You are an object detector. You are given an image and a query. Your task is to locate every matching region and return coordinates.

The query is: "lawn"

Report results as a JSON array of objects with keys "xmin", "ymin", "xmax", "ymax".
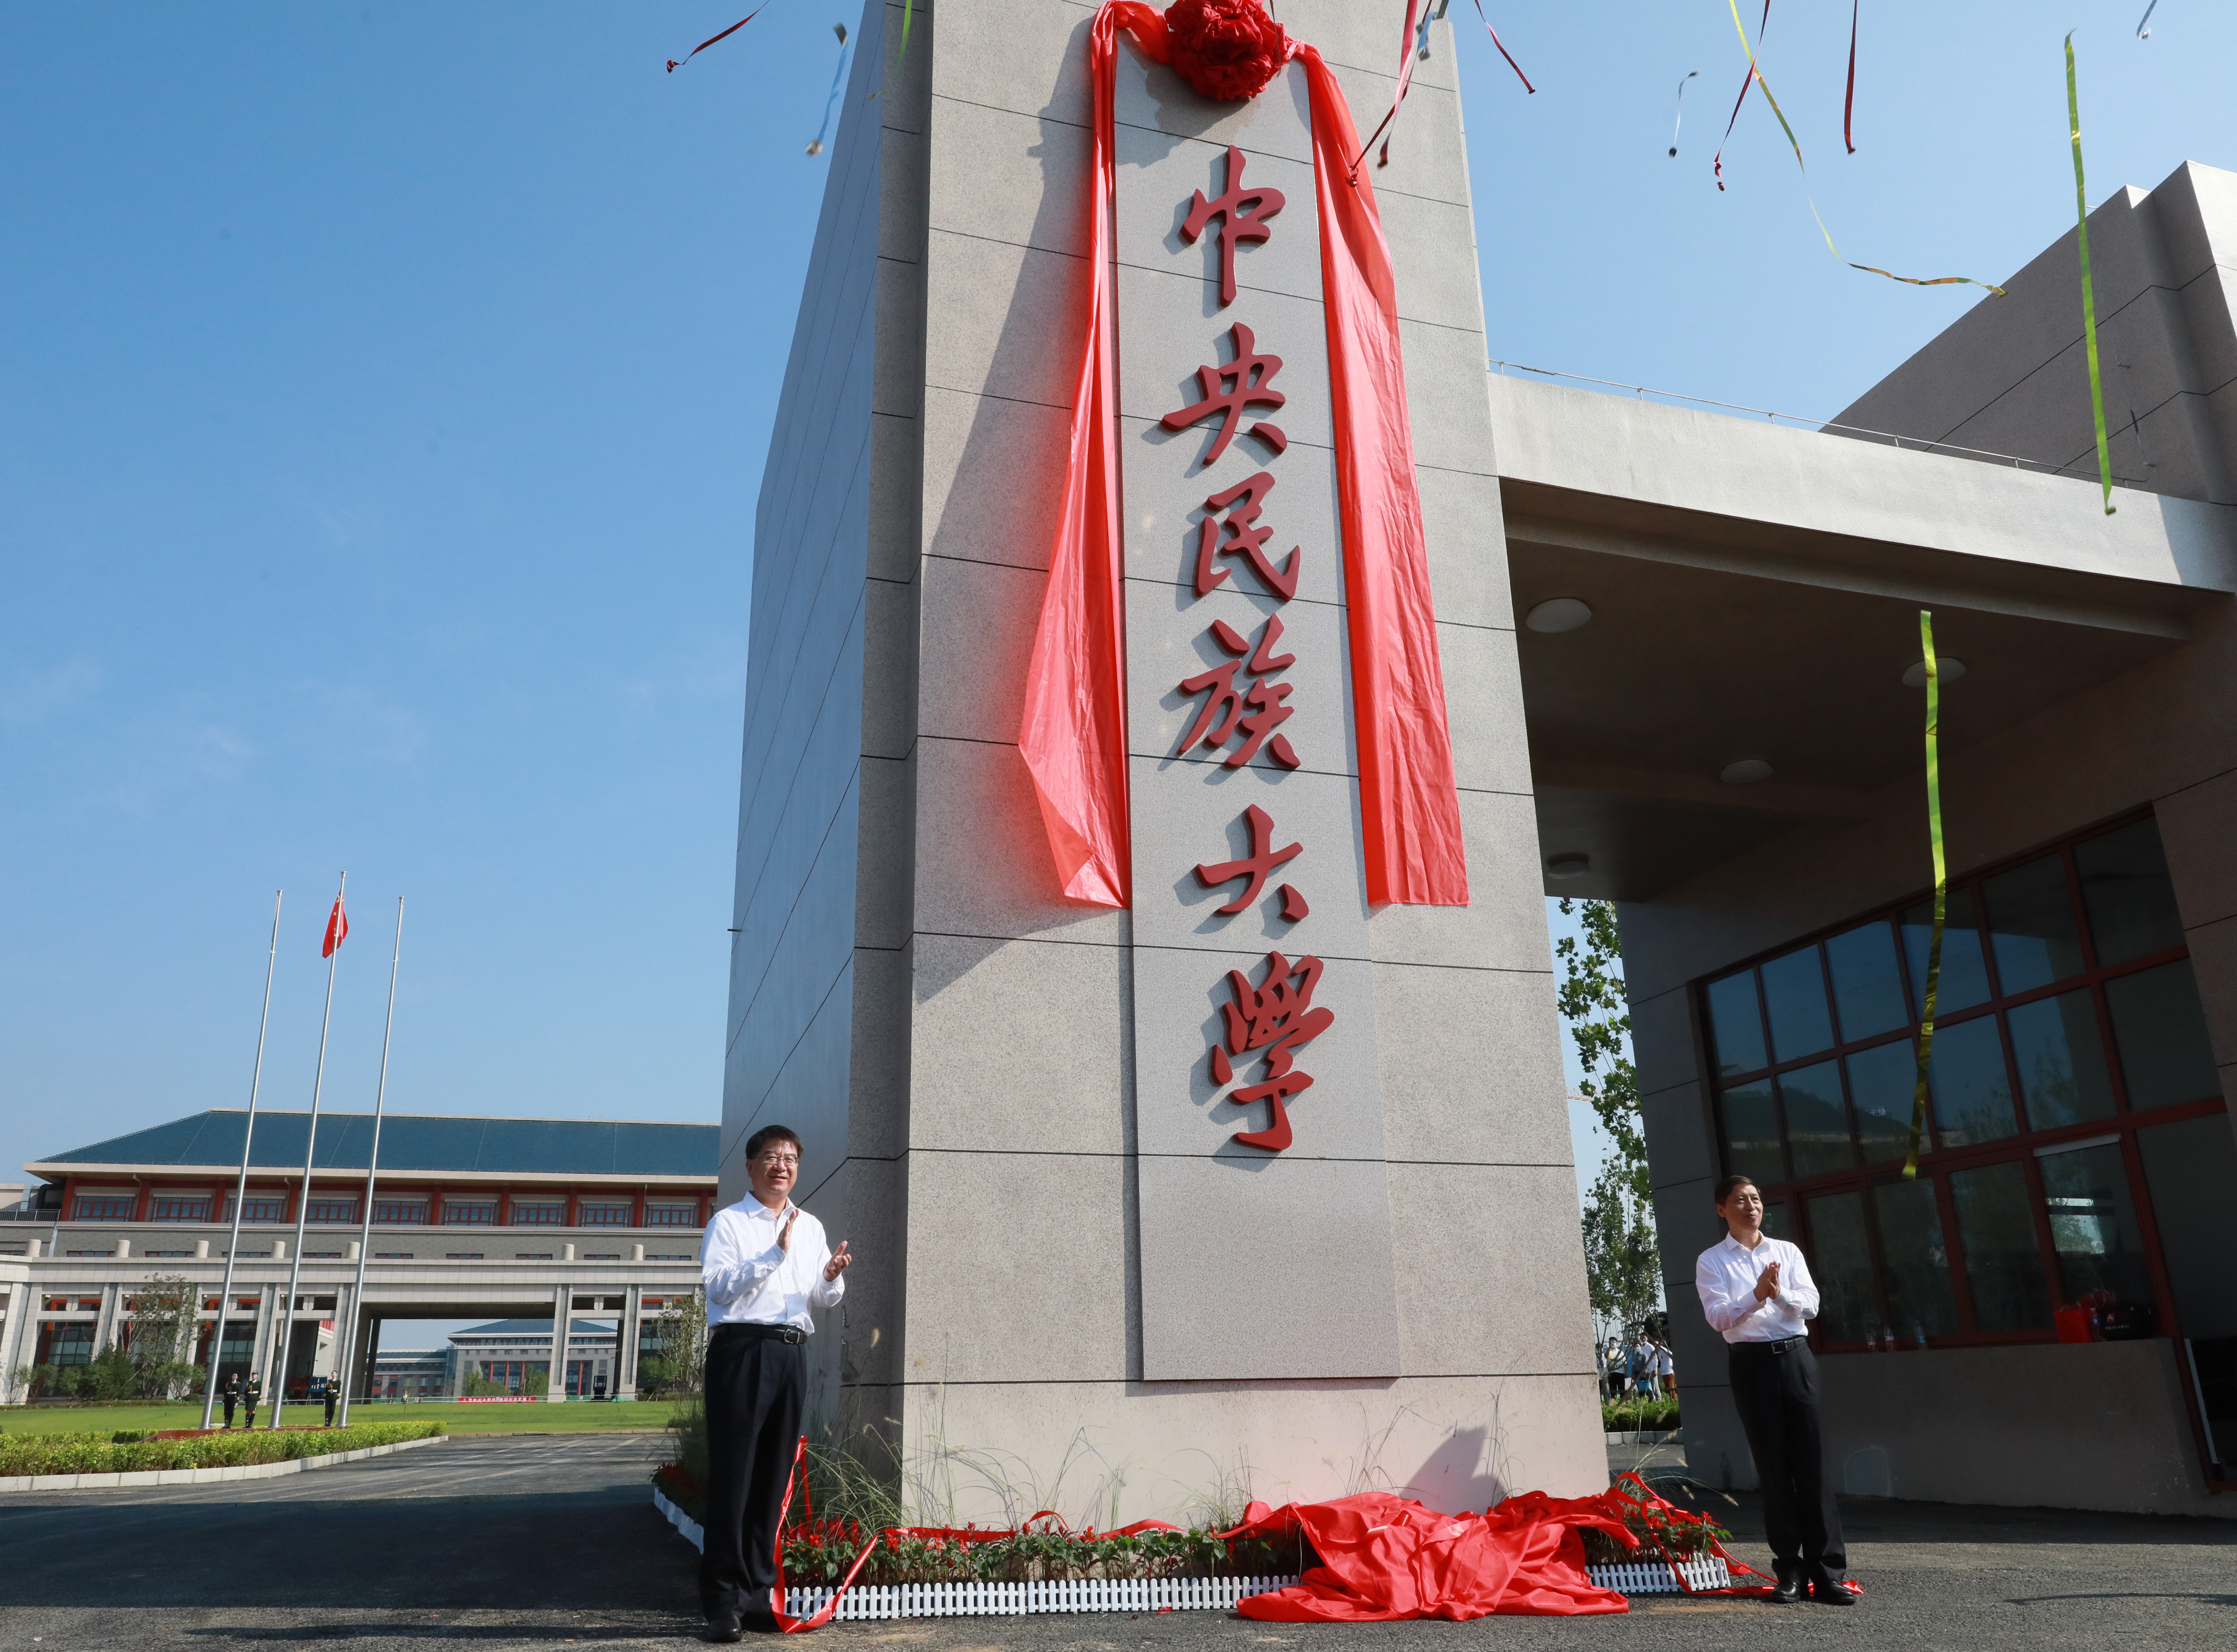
[{"xmin": 0, "ymin": 1399, "xmax": 682, "ymax": 1437}]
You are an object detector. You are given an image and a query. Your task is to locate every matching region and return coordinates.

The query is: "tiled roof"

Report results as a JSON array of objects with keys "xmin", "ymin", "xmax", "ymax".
[{"xmin": 30, "ymin": 1110, "xmax": 717, "ymax": 1179}]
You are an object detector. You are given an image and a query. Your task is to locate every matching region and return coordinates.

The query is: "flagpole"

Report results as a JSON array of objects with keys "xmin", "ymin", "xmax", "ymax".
[
  {"xmin": 199, "ymin": 890, "xmax": 283, "ymax": 1431},
  {"xmin": 336, "ymin": 896, "xmax": 403, "ymax": 1428},
  {"xmin": 270, "ymin": 871, "xmax": 345, "ymax": 1428}
]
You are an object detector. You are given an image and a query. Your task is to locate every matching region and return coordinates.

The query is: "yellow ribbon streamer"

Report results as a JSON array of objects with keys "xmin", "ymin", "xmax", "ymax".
[
  {"xmin": 1903, "ymin": 610, "xmax": 1946, "ymax": 1180},
  {"xmin": 2066, "ymin": 33, "xmax": 2117, "ymax": 516},
  {"xmin": 1723, "ymin": 0, "xmax": 2006, "ymax": 299}
]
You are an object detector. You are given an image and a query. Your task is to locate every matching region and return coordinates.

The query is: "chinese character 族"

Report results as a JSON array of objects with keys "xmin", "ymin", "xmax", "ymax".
[
  {"xmin": 1179, "ymin": 144, "xmax": 1285, "ymax": 308},
  {"xmin": 1194, "ymin": 471, "xmax": 1300, "ymax": 602},
  {"xmin": 1162, "ymin": 322, "xmax": 1288, "ymax": 465},
  {"xmin": 1208, "ymin": 949, "xmax": 1334, "ymax": 1153},
  {"xmin": 1194, "ymin": 803, "xmax": 1307, "ymax": 919},
  {"xmin": 1177, "ymin": 615, "xmax": 1301, "ymax": 770}
]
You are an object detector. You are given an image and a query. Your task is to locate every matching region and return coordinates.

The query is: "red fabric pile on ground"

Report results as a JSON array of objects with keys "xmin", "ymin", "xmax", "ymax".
[{"xmin": 1221, "ymin": 1490, "xmax": 1638, "ymax": 1620}]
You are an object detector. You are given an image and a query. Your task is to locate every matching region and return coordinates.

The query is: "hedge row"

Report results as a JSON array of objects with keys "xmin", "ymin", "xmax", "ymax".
[{"xmin": 0, "ymin": 1420, "xmax": 445, "ymax": 1476}]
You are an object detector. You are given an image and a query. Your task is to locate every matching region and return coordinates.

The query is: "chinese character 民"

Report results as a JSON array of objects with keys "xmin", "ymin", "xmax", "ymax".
[
  {"xmin": 1162, "ymin": 322, "xmax": 1287, "ymax": 465},
  {"xmin": 1207, "ymin": 949, "xmax": 1334, "ymax": 1153},
  {"xmin": 1177, "ymin": 615, "xmax": 1301, "ymax": 770},
  {"xmin": 1194, "ymin": 471, "xmax": 1300, "ymax": 601},
  {"xmin": 1179, "ymin": 144, "xmax": 1285, "ymax": 308},
  {"xmin": 1194, "ymin": 803, "xmax": 1306, "ymax": 918}
]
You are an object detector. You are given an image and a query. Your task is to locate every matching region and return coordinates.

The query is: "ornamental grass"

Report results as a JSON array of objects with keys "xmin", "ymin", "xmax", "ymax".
[{"xmin": 0, "ymin": 1420, "xmax": 443, "ymax": 1476}]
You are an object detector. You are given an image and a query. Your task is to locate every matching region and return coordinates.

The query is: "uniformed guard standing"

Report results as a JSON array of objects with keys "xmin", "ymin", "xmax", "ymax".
[{"xmin": 243, "ymin": 1370, "xmax": 263, "ymax": 1430}]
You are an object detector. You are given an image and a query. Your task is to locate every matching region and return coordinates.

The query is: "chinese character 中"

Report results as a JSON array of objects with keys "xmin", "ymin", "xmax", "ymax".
[
  {"xmin": 1194, "ymin": 803, "xmax": 1308, "ymax": 919},
  {"xmin": 1208, "ymin": 949, "xmax": 1334, "ymax": 1153},
  {"xmin": 1194, "ymin": 471, "xmax": 1300, "ymax": 601},
  {"xmin": 1161, "ymin": 322, "xmax": 1288, "ymax": 466},
  {"xmin": 1177, "ymin": 615, "xmax": 1301, "ymax": 770},
  {"xmin": 1179, "ymin": 144, "xmax": 1285, "ymax": 308}
]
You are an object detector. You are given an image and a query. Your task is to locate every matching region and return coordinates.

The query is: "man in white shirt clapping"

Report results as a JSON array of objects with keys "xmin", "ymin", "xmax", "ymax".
[
  {"xmin": 697, "ymin": 1125, "xmax": 854, "ymax": 1640},
  {"xmin": 1694, "ymin": 1174, "xmax": 1854, "ymax": 1606}
]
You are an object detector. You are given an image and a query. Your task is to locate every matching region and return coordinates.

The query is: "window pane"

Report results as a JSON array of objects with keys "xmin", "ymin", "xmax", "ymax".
[
  {"xmin": 2105, "ymin": 960, "xmax": 2222, "ymax": 1110},
  {"xmin": 1804, "ymin": 1191, "xmax": 1877, "ymax": 1341},
  {"xmin": 1927, "ymin": 1014, "xmax": 2020, "ymax": 1145},
  {"xmin": 2134, "ymin": 1116, "xmax": 2237, "ymax": 1341},
  {"xmin": 2038, "ymin": 1142, "xmax": 2154, "ymax": 1310},
  {"xmin": 1825, "ymin": 921, "xmax": 1908, "ymax": 1042},
  {"xmin": 1761, "ymin": 1202, "xmax": 1790, "ymax": 1242},
  {"xmin": 1706, "ymin": 973, "xmax": 1768, "ymax": 1078},
  {"xmin": 1846, "ymin": 1039, "xmax": 1920, "ymax": 1165},
  {"xmin": 1950, "ymin": 1162, "xmax": 2053, "ymax": 1331},
  {"xmin": 1984, "ymin": 855, "xmax": 2086, "ymax": 994},
  {"xmin": 2005, "ymin": 989, "xmax": 2117, "ymax": 1130},
  {"xmin": 1903, "ymin": 887, "xmax": 1992, "ymax": 1016},
  {"xmin": 1719, "ymin": 1082, "xmax": 1785, "ymax": 1187},
  {"xmin": 2075, "ymin": 817, "xmax": 2184, "ymax": 966},
  {"xmin": 1780, "ymin": 1060, "xmax": 1855, "ymax": 1178},
  {"xmin": 1760, "ymin": 947, "xmax": 1835, "ymax": 1063},
  {"xmin": 1871, "ymin": 1178, "xmax": 1960, "ymax": 1340}
]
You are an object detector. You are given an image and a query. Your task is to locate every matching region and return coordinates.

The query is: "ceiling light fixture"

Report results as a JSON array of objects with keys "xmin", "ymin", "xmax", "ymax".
[
  {"xmin": 1719, "ymin": 758, "xmax": 1774, "ymax": 785},
  {"xmin": 1524, "ymin": 598, "xmax": 1593, "ymax": 634},
  {"xmin": 1901, "ymin": 657, "xmax": 1968, "ymax": 688},
  {"xmin": 1545, "ymin": 852, "xmax": 1591, "ymax": 879}
]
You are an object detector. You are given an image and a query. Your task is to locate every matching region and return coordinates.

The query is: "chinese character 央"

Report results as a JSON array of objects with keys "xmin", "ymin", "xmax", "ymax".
[
  {"xmin": 1177, "ymin": 615, "xmax": 1301, "ymax": 770},
  {"xmin": 1194, "ymin": 471, "xmax": 1300, "ymax": 601},
  {"xmin": 1179, "ymin": 144, "xmax": 1285, "ymax": 308},
  {"xmin": 1161, "ymin": 322, "xmax": 1288, "ymax": 465},
  {"xmin": 1208, "ymin": 949, "xmax": 1334, "ymax": 1153}
]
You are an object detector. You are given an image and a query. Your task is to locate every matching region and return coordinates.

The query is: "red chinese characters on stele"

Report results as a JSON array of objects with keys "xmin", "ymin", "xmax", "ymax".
[{"xmin": 1162, "ymin": 144, "xmax": 1333, "ymax": 1155}]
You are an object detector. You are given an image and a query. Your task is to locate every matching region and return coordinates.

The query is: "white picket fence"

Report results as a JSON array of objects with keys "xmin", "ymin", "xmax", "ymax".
[
  {"xmin": 782, "ymin": 1575, "xmax": 1298, "ymax": 1621},
  {"xmin": 1586, "ymin": 1556, "xmax": 1732, "ymax": 1594}
]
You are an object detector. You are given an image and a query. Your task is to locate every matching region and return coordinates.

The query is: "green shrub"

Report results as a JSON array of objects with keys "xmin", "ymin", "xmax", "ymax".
[
  {"xmin": 1600, "ymin": 1396, "xmax": 1680, "ymax": 1433},
  {"xmin": 0, "ymin": 1420, "xmax": 444, "ymax": 1477}
]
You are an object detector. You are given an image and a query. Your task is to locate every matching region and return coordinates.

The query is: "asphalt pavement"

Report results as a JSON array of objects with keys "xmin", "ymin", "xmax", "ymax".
[{"xmin": 1, "ymin": 1434, "xmax": 2231, "ymax": 1652}]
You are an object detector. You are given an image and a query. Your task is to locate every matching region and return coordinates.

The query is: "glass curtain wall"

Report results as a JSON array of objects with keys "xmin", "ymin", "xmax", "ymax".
[{"xmin": 1700, "ymin": 813, "xmax": 2226, "ymax": 1355}]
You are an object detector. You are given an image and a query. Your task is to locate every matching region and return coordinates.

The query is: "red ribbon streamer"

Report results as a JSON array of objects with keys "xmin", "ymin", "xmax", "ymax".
[
  {"xmin": 1470, "ymin": 0, "xmax": 1537, "ymax": 93},
  {"xmin": 667, "ymin": 4, "xmax": 769, "ymax": 72},
  {"xmin": 1844, "ymin": 0, "xmax": 1860, "ymax": 153},
  {"xmin": 1020, "ymin": 2, "xmax": 1468, "ymax": 911},
  {"xmin": 1711, "ymin": 0, "xmax": 1772, "ymax": 190}
]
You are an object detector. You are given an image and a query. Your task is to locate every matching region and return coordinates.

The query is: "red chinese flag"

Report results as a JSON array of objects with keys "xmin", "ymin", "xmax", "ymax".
[{"xmin": 322, "ymin": 893, "xmax": 349, "ymax": 958}]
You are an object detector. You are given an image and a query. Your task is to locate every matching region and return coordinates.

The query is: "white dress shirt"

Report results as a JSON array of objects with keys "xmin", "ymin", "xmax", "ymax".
[
  {"xmin": 701, "ymin": 1196, "xmax": 845, "ymax": 1330},
  {"xmin": 1695, "ymin": 1232, "xmax": 1819, "ymax": 1343}
]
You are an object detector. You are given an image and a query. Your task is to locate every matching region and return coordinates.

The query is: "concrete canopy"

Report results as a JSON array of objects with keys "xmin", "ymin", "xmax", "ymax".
[{"xmin": 1494, "ymin": 378, "xmax": 2237, "ymax": 901}]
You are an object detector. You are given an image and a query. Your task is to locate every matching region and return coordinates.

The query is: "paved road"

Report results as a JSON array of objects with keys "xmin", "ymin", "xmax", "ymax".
[{"xmin": 1, "ymin": 1435, "xmax": 2230, "ymax": 1650}]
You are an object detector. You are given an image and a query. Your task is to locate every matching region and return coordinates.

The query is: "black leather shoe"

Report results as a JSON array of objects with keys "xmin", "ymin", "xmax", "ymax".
[
  {"xmin": 1768, "ymin": 1577, "xmax": 1805, "ymax": 1604},
  {"xmin": 1809, "ymin": 1579, "xmax": 1858, "ymax": 1606},
  {"xmin": 702, "ymin": 1616, "xmax": 744, "ymax": 1643}
]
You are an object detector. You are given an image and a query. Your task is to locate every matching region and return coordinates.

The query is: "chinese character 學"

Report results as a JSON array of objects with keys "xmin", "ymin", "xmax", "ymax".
[
  {"xmin": 1194, "ymin": 471, "xmax": 1300, "ymax": 601},
  {"xmin": 1179, "ymin": 144, "xmax": 1285, "ymax": 308},
  {"xmin": 1177, "ymin": 615, "xmax": 1300, "ymax": 770},
  {"xmin": 1194, "ymin": 803, "xmax": 1307, "ymax": 919},
  {"xmin": 1161, "ymin": 322, "xmax": 1287, "ymax": 465},
  {"xmin": 1208, "ymin": 949, "xmax": 1334, "ymax": 1153}
]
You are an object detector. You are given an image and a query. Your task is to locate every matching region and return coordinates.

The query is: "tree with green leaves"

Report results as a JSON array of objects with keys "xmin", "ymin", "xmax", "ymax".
[
  {"xmin": 123, "ymin": 1275, "xmax": 204, "ymax": 1400},
  {"xmin": 638, "ymin": 1289, "xmax": 707, "ymax": 1398},
  {"xmin": 1554, "ymin": 898, "xmax": 1664, "ymax": 1339}
]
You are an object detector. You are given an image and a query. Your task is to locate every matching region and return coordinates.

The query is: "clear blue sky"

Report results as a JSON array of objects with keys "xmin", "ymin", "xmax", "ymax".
[{"xmin": 6, "ymin": 3, "xmax": 2233, "ymax": 1222}]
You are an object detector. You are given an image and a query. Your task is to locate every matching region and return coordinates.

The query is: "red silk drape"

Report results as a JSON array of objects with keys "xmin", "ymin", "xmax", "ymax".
[{"xmin": 1019, "ymin": 3, "xmax": 1467, "ymax": 910}]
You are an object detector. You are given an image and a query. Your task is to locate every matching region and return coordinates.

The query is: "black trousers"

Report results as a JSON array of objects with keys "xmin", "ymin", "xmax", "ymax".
[
  {"xmin": 699, "ymin": 1328, "xmax": 806, "ymax": 1621},
  {"xmin": 222, "ymin": 1398, "xmax": 236, "ymax": 1427},
  {"xmin": 1729, "ymin": 1340, "xmax": 1844, "ymax": 1584}
]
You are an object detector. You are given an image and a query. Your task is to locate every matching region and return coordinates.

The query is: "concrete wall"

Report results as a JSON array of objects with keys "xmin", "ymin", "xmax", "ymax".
[
  {"xmin": 1508, "ymin": 270, "xmax": 2237, "ymax": 1512},
  {"xmin": 719, "ymin": 0, "xmax": 1599, "ymax": 1520},
  {"xmin": 1832, "ymin": 161, "xmax": 2237, "ymax": 507}
]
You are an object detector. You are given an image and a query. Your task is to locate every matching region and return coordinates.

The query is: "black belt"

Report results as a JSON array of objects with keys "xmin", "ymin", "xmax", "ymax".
[
  {"xmin": 713, "ymin": 1321, "xmax": 807, "ymax": 1344},
  {"xmin": 1731, "ymin": 1336, "xmax": 1805, "ymax": 1355}
]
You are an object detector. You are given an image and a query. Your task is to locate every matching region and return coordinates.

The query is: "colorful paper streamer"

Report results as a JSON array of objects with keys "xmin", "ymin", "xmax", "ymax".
[
  {"xmin": 806, "ymin": 23, "xmax": 850, "ymax": 156},
  {"xmin": 1721, "ymin": 1, "xmax": 2007, "ymax": 299},
  {"xmin": 665, "ymin": 3, "xmax": 770, "ymax": 72},
  {"xmin": 1902, "ymin": 610, "xmax": 1946, "ymax": 1181},
  {"xmin": 2137, "ymin": 1, "xmax": 2159, "ymax": 39},
  {"xmin": 1670, "ymin": 69, "xmax": 1698, "ymax": 157},
  {"xmin": 2066, "ymin": 32, "xmax": 2118, "ymax": 515},
  {"xmin": 1843, "ymin": 0, "xmax": 1859, "ymax": 153}
]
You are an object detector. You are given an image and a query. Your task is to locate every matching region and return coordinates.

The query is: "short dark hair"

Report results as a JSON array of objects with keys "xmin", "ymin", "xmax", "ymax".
[
  {"xmin": 1713, "ymin": 1174, "xmax": 1759, "ymax": 1205},
  {"xmin": 744, "ymin": 1125, "xmax": 803, "ymax": 1163}
]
